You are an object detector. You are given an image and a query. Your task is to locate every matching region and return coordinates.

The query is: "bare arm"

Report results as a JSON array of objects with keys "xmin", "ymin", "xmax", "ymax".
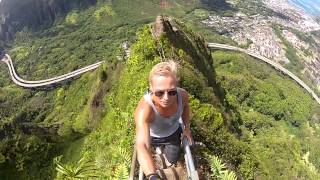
[{"xmin": 135, "ymin": 98, "xmax": 156, "ymax": 176}]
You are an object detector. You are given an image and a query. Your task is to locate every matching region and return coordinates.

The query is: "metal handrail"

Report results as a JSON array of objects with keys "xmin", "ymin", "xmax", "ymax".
[
  {"xmin": 128, "ymin": 144, "xmax": 145, "ymax": 180},
  {"xmin": 129, "ymin": 145, "xmax": 137, "ymax": 180},
  {"xmin": 129, "ymin": 124, "xmax": 199, "ymax": 180},
  {"xmin": 181, "ymin": 123, "xmax": 199, "ymax": 180}
]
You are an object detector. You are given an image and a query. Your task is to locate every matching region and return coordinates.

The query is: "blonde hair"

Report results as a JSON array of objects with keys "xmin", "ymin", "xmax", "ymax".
[{"xmin": 149, "ymin": 60, "xmax": 178, "ymax": 84}]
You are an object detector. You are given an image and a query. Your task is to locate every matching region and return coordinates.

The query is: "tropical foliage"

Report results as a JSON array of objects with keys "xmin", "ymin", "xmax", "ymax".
[
  {"xmin": 1, "ymin": 0, "xmax": 320, "ymax": 180},
  {"xmin": 207, "ymin": 154, "xmax": 237, "ymax": 180},
  {"xmin": 54, "ymin": 154, "xmax": 98, "ymax": 180}
]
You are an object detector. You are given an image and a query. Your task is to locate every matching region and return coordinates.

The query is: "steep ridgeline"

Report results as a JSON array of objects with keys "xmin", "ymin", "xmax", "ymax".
[
  {"xmin": 61, "ymin": 16, "xmax": 242, "ymax": 179},
  {"xmin": 151, "ymin": 16, "xmax": 224, "ymax": 105},
  {"xmin": 1, "ymin": 2, "xmax": 319, "ymax": 177},
  {"xmin": 0, "ymin": 0, "xmax": 96, "ymax": 46}
]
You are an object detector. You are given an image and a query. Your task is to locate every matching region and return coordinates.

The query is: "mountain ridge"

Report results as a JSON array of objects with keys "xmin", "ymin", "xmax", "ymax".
[
  {"xmin": 1, "ymin": 1, "xmax": 320, "ymax": 179},
  {"xmin": 0, "ymin": 0, "xmax": 97, "ymax": 47}
]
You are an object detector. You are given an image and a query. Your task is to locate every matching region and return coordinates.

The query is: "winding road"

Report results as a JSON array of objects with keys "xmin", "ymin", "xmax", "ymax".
[
  {"xmin": 207, "ymin": 42, "xmax": 320, "ymax": 105},
  {"xmin": 1, "ymin": 42, "xmax": 319, "ymax": 105},
  {"xmin": 0, "ymin": 54, "xmax": 103, "ymax": 88}
]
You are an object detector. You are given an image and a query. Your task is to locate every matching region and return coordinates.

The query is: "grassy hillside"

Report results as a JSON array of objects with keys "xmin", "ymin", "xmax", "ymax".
[
  {"xmin": 1, "ymin": 0, "xmax": 320, "ymax": 179},
  {"xmin": 213, "ymin": 50, "xmax": 320, "ymax": 179},
  {"xmin": 0, "ymin": 0, "xmax": 233, "ymax": 179}
]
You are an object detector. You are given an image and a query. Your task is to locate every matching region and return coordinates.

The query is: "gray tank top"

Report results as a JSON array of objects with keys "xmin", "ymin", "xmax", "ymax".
[{"xmin": 144, "ymin": 87, "xmax": 183, "ymax": 138}]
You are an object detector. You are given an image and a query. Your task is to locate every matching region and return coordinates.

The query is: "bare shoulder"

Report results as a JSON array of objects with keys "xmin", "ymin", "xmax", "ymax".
[
  {"xmin": 178, "ymin": 88, "xmax": 189, "ymax": 105},
  {"xmin": 134, "ymin": 97, "xmax": 154, "ymax": 124}
]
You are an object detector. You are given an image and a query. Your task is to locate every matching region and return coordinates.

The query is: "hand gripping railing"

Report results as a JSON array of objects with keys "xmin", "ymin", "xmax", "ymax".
[
  {"xmin": 128, "ymin": 145, "xmax": 145, "ymax": 180},
  {"xmin": 129, "ymin": 124, "xmax": 199, "ymax": 180}
]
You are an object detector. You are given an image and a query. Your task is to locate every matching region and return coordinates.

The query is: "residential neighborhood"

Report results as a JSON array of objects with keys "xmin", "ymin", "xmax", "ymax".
[{"xmin": 202, "ymin": 0, "xmax": 320, "ymax": 90}]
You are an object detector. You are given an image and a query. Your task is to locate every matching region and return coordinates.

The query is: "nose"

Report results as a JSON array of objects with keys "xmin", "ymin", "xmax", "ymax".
[{"xmin": 163, "ymin": 92, "xmax": 169, "ymax": 100}]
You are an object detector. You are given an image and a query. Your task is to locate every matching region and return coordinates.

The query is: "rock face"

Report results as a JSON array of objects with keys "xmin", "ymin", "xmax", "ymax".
[
  {"xmin": 0, "ymin": 0, "xmax": 96, "ymax": 43},
  {"xmin": 153, "ymin": 16, "xmax": 218, "ymax": 90},
  {"xmin": 151, "ymin": 16, "xmax": 225, "ymax": 105}
]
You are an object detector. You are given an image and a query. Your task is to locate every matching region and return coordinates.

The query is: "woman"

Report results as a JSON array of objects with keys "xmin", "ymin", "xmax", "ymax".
[{"xmin": 134, "ymin": 60, "xmax": 193, "ymax": 180}]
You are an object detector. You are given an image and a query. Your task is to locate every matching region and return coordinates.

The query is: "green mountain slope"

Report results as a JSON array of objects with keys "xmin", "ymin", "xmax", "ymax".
[
  {"xmin": 0, "ymin": 0, "xmax": 320, "ymax": 179},
  {"xmin": 213, "ymin": 50, "xmax": 320, "ymax": 179}
]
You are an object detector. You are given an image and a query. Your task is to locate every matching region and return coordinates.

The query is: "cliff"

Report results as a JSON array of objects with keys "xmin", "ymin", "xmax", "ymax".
[{"xmin": 0, "ymin": 0, "xmax": 96, "ymax": 44}]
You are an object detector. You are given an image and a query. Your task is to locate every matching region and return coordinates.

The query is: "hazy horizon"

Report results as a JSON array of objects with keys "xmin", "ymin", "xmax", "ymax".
[{"xmin": 289, "ymin": 0, "xmax": 320, "ymax": 16}]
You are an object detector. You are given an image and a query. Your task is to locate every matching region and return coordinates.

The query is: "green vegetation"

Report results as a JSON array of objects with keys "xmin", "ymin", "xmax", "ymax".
[
  {"xmin": 207, "ymin": 154, "xmax": 237, "ymax": 180},
  {"xmin": 0, "ymin": 0, "xmax": 215, "ymax": 178},
  {"xmin": 272, "ymin": 25, "xmax": 320, "ymax": 97},
  {"xmin": 272, "ymin": 24, "xmax": 303, "ymax": 72},
  {"xmin": 213, "ymin": 50, "xmax": 320, "ymax": 179},
  {"xmin": 235, "ymin": 0, "xmax": 270, "ymax": 16},
  {"xmin": 54, "ymin": 153, "xmax": 98, "ymax": 179},
  {"xmin": 290, "ymin": 28, "xmax": 316, "ymax": 46},
  {"xmin": 239, "ymin": 39, "xmax": 253, "ymax": 49},
  {"xmin": 181, "ymin": 7, "xmax": 237, "ymax": 45},
  {"xmin": 1, "ymin": 0, "xmax": 320, "ymax": 179},
  {"xmin": 0, "ymin": 0, "xmax": 163, "ymax": 178}
]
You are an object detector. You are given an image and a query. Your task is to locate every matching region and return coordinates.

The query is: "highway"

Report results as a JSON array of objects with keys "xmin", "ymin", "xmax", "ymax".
[
  {"xmin": 0, "ymin": 54, "xmax": 103, "ymax": 88},
  {"xmin": 207, "ymin": 42, "xmax": 320, "ymax": 105},
  {"xmin": 1, "ymin": 42, "xmax": 319, "ymax": 105}
]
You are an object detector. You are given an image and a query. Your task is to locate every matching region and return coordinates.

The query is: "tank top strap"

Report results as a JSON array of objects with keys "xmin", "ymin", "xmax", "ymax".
[
  {"xmin": 143, "ymin": 93, "xmax": 159, "ymax": 114},
  {"xmin": 177, "ymin": 87, "xmax": 184, "ymax": 117}
]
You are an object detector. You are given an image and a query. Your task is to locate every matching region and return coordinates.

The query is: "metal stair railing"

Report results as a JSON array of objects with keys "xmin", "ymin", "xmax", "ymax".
[
  {"xmin": 129, "ymin": 128, "xmax": 199, "ymax": 179},
  {"xmin": 129, "ymin": 145, "xmax": 137, "ymax": 180},
  {"xmin": 180, "ymin": 121, "xmax": 199, "ymax": 180}
]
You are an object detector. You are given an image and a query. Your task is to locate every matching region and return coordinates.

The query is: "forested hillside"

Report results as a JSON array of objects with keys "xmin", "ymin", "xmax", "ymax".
[
  {"xmin": 0, "ymin": 0, "xmax": 97, "ymax": 46},
  {"xmin": 1, "ymin": 0, "xmax": 320, "ymax": 179}
]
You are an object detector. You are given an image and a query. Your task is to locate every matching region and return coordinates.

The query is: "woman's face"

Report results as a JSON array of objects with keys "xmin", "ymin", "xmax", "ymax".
[{"xmin": 150, "ymin": 75, "xmax": 177, "ymax": 108}]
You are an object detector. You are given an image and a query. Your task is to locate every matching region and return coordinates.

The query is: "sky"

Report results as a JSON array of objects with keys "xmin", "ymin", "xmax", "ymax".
[{"xmin": 289, "ymin": 0, "xmax": 320, "ymax": 16}]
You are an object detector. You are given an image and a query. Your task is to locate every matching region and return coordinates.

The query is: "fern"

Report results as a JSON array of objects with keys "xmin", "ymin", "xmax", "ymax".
[
  {"xmin": 54, "ymin": 154, "xmax": 98, "ymax": 179},
  {"xmin": 96, "ymin": 151, "xmax": 112, "ymax": 169},
  {"xmin": 207, "ymin": 154, "xmax": 237, "ymax": 180},
  {"xmin": 209, "ymin": 155, "xmax": 226, "ymax": 177},
  {"xmin": 220, "ymin": 172, "xmax": 237, "ymax": 180},
  {"xmin": 114, "ymin": 163, "xmax": 129, "ymax": 180},
  {"xmin": 117, "ymin": 146, "xmax": 131, "ymax": 167}
]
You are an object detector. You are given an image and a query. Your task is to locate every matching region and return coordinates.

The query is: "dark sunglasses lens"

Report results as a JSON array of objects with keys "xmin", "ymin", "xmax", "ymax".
[
  {"xmin": 154, "ymin": 91, "xmax": 165, "ymax": 97},
  {"xmin": 168, "ymin": 90, "xmax": 177, "ymax": 96},
  {"xmin": 154, "ymin": 90, "xmax": 177, "ymax": 97}
]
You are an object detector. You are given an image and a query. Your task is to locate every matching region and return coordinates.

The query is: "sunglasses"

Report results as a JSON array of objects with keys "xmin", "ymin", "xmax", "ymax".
[{"xmin": 153, "ymin": 89, "xmax": 177, "ymax": 97}]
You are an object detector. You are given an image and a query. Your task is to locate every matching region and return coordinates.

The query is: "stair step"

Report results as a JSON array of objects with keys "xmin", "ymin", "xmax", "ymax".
[
  {"xmin": 159, "ymin": 167, "xmax": 187, "ymax": 180},
  {"xmin": 153, "ymin": 153, "xmax": 187, "ymax": 180}
]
